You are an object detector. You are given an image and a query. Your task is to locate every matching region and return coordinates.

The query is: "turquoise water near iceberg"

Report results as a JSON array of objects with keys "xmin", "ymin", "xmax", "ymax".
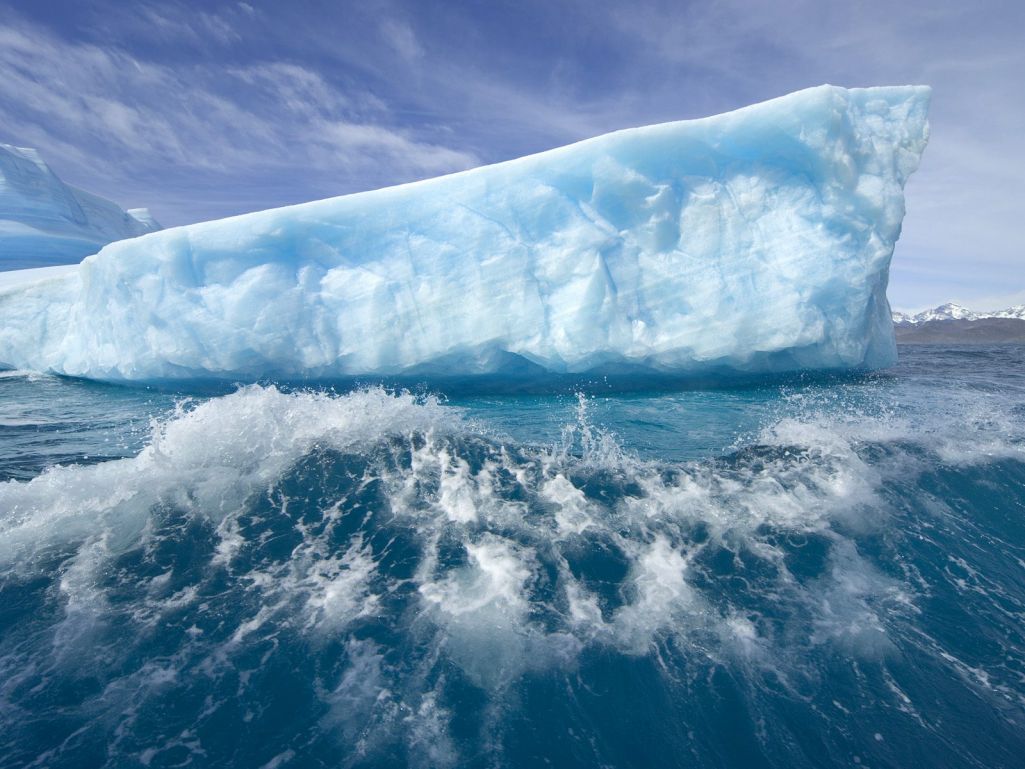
[{"xmin": 1, "ymin": 346, "xmax": 1024, "ymax": 768}]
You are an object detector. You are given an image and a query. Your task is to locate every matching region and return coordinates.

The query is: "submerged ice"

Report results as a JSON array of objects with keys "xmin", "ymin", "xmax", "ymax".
[{"xmin": 0, "ymin": 85, "xmax": 929, "ymax": 381}]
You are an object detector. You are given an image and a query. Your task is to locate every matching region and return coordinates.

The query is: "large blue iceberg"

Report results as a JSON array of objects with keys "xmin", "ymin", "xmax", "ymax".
[
  {"xmin": 0, "ymin": 85, "xmax": 929, "ymax": 382},
  {"xmin": 0, "ymin": 144, "xmax": 160, "ymax": 270}
]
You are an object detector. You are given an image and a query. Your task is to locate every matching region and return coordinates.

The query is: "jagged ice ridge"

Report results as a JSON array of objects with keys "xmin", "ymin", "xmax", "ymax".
[{"xmin": 0, "ymin": 85, "xmax": 929, "ymax": 381}]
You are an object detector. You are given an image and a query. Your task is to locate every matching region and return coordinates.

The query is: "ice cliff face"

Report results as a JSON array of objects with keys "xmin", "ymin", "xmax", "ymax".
[
  {"xmin": 0, "ymin": 144, "xmax": 160, "ymax": 270},
  {"xmin": 0, "ymin": 85, "xmax": 929, "ymax": 382}
]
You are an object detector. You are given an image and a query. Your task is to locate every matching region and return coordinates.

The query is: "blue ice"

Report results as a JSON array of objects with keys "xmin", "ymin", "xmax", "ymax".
[{"xmin": 0, "ymin": 85, "xmax": 929, "ymax": 381}]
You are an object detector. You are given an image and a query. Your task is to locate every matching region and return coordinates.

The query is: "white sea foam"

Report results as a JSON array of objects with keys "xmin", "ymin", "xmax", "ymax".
[
  {"xmin": 0, "ymin": 385, "xmax": 453, "ymax": 563},
  {"xmin": 1, "ymin": 384, "xmax": 1015, "ymax": 640},
  {"xmin": 1, "ymin": 381, "xmax": 1022, "ymax": 766}
]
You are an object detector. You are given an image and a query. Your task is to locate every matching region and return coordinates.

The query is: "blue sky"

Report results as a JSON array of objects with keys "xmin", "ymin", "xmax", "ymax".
[{"xmin": 0, "ymin": 0, "xmax": 1021, "ymax": 310}]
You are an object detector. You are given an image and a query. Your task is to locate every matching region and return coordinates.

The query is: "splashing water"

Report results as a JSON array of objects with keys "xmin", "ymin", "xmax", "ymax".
[{"xmin": 1, "ymin": 346, "xmax": 1024, "ymax": 768}]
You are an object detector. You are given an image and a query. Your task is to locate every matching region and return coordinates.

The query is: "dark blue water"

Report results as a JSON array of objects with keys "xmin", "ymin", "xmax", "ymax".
[{"xmin": 1, "ymin": 346, "xmax": 1024, "ymax": 768}]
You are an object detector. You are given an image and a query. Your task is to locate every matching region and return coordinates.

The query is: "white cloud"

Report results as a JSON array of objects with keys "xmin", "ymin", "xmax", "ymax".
[
  {"xmin": 318, "ymin": 120, "xmax": 477, "ymax": 174},
  {"xmin": 0, "ymin": 13, "xmax": 479, "ymax": 222},
  {"xmin": 380, "ymin": 19, "xmax": 424, "ymax": 61}
]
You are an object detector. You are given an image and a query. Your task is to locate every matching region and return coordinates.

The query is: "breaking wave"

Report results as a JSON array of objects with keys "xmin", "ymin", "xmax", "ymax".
[{"xmin": 1, "ymin": 384, "xmax": 1024, "ymax": 768}]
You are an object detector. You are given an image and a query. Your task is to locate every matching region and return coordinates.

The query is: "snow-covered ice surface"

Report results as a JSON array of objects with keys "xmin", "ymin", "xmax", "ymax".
[
  {"xmin": 0, "ymin": 264, "xmax": 77, "ymax": 290},
  {"xmin": 0, "ymin": 85, "xmax": 929, "ymax": 383},
  {"xmin": 0, "ymin": 143, "xmax": 161, "ymax": 270}
]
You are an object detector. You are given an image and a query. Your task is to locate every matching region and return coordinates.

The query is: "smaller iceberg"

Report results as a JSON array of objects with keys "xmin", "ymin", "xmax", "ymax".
[
  {"xmin": 0, "ymin": 144, "xmax": 161, "ymax": 270},
  {"xmin": 0, "ymin": 85, "xmax": 929, "ymax": 383}
]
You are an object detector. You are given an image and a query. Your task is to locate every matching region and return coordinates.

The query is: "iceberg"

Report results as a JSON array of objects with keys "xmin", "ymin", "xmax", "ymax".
[
  {"xmin": 0, "ymin": 85, "xmax": 929, "ymax": 382},
  {"xmin": 0, "ymin": 143, "xmax": 160, "ymax": 270}
]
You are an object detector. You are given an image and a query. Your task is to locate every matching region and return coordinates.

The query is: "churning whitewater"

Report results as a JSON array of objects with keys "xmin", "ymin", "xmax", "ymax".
[{"xmin": 1, "ymin": 346, "xmax": 1024, "ymax": 768}]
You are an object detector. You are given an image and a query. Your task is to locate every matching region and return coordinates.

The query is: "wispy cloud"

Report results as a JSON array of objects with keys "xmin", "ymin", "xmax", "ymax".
[
  {"xmin": 0, "ymin": 7, "xmax": 479, "ymax": 223},
  {"xmin": 380, "ymin": 18, "xmax": 424, "ymax": 62}
]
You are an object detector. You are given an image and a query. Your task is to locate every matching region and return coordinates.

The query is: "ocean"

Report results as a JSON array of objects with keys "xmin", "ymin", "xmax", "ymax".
[{"xmin": 1, "ymin": 345, "xmax": 1023, "ymax": 768}]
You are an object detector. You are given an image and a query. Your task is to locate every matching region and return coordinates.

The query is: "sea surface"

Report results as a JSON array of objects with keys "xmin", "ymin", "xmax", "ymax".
[{"xmin": 1, "ymin": 346, "xmax": 1024, "ymax": 768}]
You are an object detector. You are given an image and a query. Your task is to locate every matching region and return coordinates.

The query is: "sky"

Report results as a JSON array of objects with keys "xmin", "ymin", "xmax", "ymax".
[{"xmin": 0, "ymin": 0, "xmax": 1021, "ymax": 311}]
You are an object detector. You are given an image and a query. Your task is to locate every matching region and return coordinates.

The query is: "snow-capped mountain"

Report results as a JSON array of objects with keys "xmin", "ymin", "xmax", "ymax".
[
  {"xmin": 892, "ymin": 302, "xmax": 1025, "ymax": 344},
  {"xmin": 893, "ymin": 303, "xmax": 1025, "ymax": 325}
]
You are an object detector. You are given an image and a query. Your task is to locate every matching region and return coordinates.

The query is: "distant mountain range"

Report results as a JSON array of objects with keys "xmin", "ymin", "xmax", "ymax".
[{"xmin": 892, "ymin": 303, "xmax": 1025, "ymax": 344}]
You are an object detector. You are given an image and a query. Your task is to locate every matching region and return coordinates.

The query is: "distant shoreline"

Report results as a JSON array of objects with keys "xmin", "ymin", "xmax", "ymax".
[{"xmin": 895, "ymin": 317, "xmax": 1025, "ymax": 344}]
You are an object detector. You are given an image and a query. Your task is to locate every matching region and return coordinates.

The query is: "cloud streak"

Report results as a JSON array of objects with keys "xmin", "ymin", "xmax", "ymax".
[{"xmin": 0, "ymin": 6, "xmax": 479, "ymax": 224}]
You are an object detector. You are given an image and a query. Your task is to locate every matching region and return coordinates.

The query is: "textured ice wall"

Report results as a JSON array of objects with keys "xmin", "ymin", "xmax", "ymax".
[
  {"xmin": 0, "ymin": 143, "xmax": 161, "ymax": 270},
  {"xmin": 0, "ymin": 85, "xmax": 929, "ymax": 381}
]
